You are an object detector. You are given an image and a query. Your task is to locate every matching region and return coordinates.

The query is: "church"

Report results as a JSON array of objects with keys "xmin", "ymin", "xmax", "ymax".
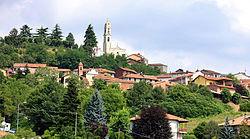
[{"xmin": 102, "ymin": 21, "xmax": 126, "ymax": 56}]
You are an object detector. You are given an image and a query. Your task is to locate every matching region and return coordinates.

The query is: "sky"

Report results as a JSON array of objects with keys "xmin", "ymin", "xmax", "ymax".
[{"xmin": 1, "ymin": 0, "xmax": 250, "ymax": 74}]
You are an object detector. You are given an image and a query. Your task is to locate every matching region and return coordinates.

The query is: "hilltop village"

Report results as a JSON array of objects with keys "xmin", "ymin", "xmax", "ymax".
[{"xmin": 0, "ymin": 21, "xmax": 249, "ymax": 138}]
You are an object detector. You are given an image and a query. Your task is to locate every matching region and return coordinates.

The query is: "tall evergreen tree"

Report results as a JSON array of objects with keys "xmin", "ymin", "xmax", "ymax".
[
  {"xmin": 20, "ymin": 24, "xmax": 33, "ymax": 37},
  {"xmin": 65, "ymin": 32, "xmax": 75, "ymax": 48},
  {"xmin": 61, "ymin": 74, "xmax": 80, "ymax": 127},
  {"xmin": 36, "ymin": 26, "xmax": 49, "ymax": 38},
  {"xmin": 83, "ymin": 24, "xmax": 98, "ymax": 56},
  {"xmin": 51, "ymin": 24, "xmax": 63, "ymax": 40},
  {"xmin": 84, "ymin": 90, "xmax": 108, "ymax": 138},
  {"xmin": 220, "ymin": 116, "xmax": 235, "ymax": 139},
  {"xmin": 132, "ymin": 105, "xmax": 172, "ymax": 139}
]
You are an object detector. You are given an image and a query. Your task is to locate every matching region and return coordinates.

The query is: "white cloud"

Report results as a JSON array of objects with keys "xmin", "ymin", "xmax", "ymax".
[{"xmin": 214, "ymin": 0, "xmax": 250, "ymax": 33}]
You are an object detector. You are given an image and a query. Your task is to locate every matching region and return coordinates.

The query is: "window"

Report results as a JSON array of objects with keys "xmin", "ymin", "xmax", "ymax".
[
  {"xmin": 80, "ymin": 67, "xmax": 82, "ymax": 70},
  {"xmin": 107, "ymin": 37, "xmax": 110, "ymax": 42}
]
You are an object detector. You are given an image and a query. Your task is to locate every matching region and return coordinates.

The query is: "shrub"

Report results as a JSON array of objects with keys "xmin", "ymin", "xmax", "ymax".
[
  {"xmin": 183, "ymin": 134, "xmax": 197, "ymax": 139},
  {"xmin": 239, "ymin": 101, "xmax": 250, "ymax": 112},
  {"xmin": 232, "ymin": 93, "xmax": 241, "ymax": 104},
  {"xmin": 221, "ymin": 88, "xmax": 232, "ymax": 103}
]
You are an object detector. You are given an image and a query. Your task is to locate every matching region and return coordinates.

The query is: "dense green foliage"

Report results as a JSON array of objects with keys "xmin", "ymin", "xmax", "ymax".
[
  {"xmin": 239, "ymin": 101, "xmax": 250, "ymax": 112},
  {"xmin": 226, "ymin": 73, "xmax": 240, "ymax": 86},
  {"xmin": 232, "ymin": 92, "xmax": 241, "ymax": 104},
  {"xmin": 193, "ymin": 121, "xmax": 207, "ymax": 139},
  {"xmin": 221, "ymin": 88, "xmax": 232, "ymax": 103},
  {"xmin": 236, "ymin": 122, "xmax": 250, "ymax": 139},
  {"xmin": 132, "ymin": 106, "xmax": 172, "ymax": 139},
  {"xmin": 235, "ymin": 84, "xmax": 250, "ymax": 97},
  {"xmin": 129, "ymin": 62, "xmax": 161, "ymax": 75},
  {"xmin": 194, "ymin": 120, "xmax": 220, "ymax": 139},
  {"xmin": 183, "ymin": 134, "xmax": 197, "ymax": 139}
]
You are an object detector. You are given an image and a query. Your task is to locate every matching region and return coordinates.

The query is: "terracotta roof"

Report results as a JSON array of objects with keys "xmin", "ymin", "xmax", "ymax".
[
  {"xmin": 14, "ymin": 63, "xmax": 47, "ymax": 68},
  {"xmin": 127, "ymin": 54, "xmax": 144, "ymax": 61},
  {"xmin": 171, "ymin": 73, "xmax": 194, "ymax": 80},
  {"xmin": 155, "ymin": 74, "xmax": 172, "ymax": 78},
  {"xmin": 58, "ymin": 69, "xmax": 71, "ymax": 72},
  {"xmin": 240, "ymin": 79, "xmax": 250, "ymax": 83},
  {"xmin": 118, "ymin": 67, "xmax": 137, "ymax": 74},
  {"xmin": 148, "ymin": 63, "xmax": 166, "ymax": 66},
  {"xmin": 152, "ymin": 81, "xmax": 178, "ymax": 88},
  {"xmin": 205, "ymin": 76, "xmax": 232, "ymax": 81},
  {"xmin": 219, "ymin": 116, "xmax": 250, "ymax": 126},
  {"xmin": 201, "ymin": 69, "xmax": 220, "ymax": 74},
  {"xmin": 130, "ymin": 113, "xmax": 188, "ymax": 123},
  {"xmin": 91, "ymin": 68, "xmax": 115, "ymax": 74},
  {"xmin": 124, "ymin": 73, "xmax": 159, "ymax": 81},
  {"xmin": 215, "ymin": 84, "xmax": 235, "ymax": 89},
  {"xmin": 79, "ymin": 62, "xmax": 83, "ymax": 66}
]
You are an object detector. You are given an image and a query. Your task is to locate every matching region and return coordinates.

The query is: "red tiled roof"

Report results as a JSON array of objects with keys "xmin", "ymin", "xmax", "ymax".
[
  {"xmin": 201, "ymin": 69, "xmax": 220, "ymax": 74},
  {"xmin": 148, "ymin": 63, "xmax": 166, "ymax": 66},
  {"xmin": 204, "ymin": 76, "xmax": 233, "ymax": 81},
  {"xmin": 171, "ymin": 73, "xmax": 194, "ymax": 80},
  {"xmin": 90, "ymin": 68, "xmax": 115, "ymax": 74},
  {"xmin": 152, "ymin": 81, "xmax": 178, "ymax": 88},
  {"xmin": 155, "ymin": 74, "xmax": 172, "ymax": 78},
  {"xmin": 130, "ymin": 113, "xmax": 188, "ymax": 123},
  {"xmin": 14, "ymin": 63, "xmax": 47, "ymax": 68},
  {"xmin": 219, "ymin": 116, "xmax": 250, "ymax": 126},
  {"xmin": 215, "ymin": 84, "xmax": 235, "ymax": 89},
  {"xmin": 58, "ymin": 69, "xmax": 71, "ymax": 72},
  {"xmin": 118, "ymin": 67, "xmax": 137, "ymax": 74},
  {"xmin": 124, "ymin": 73, "xmax": 159, "ymax": 81}
]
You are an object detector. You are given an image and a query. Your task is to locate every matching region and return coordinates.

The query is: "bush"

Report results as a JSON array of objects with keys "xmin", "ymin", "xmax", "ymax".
[
  {"xmin": 183, "ymin": 134, "xmax": 197, "ymax": 139},
  {"xmin": 221, "ymin": 88, "xmax": 232, "ymax": 103},
  {"xmin": 239, "ymin": 101, "xmax": 250, "ymax": 112},
  {"xmin": 232, "ymin": 93, "xmax": 241, "ymax": 104}
]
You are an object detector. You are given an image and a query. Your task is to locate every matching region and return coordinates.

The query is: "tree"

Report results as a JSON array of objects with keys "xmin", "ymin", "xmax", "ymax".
[
  {"xmin": 129, "ymin": 62, "xmax": 161, "ymax": 75},
  {"xmin": 125, "ymin": 81, "xmax": 153, "ymax": 115},
  {"xmin": 132, "ymin": 105, "xmax": 172, "ymax": 139},
  {"xmin": 20, "ymin": 25, "xmax": 32, "ymax": 38},
  {"xmin": 203, "ymin": 120, "xmax": 220, "ymax": 139},
  {"xmin": 93, "ymin": 79, "xmax": 107, "ymax": 90},
  {"xmin": 5, "ymin": 28, "xmax": 21, "ymax": 46},
  {"xmin": 237, "ymin": 122, "xmax": 250, "ymax": 139},
  {"xmin": 235, "ymin": 84, "xmax": 250, "ymax": 97},
  {"xmin": 25, "ymin": 79, "xmax": 66, "ymax": 135},
  {"xmin": 51, "ymin": 24, "xmax": 63, "ymax": 40},
  {"xmin": 36, "ymin": 26, "xmax": 48, "ymax": 39},
  {"xmin": 220, "ymin": 117, "xmax": 235, "ymax": 139},
  {"xmin": 232, "ymin": 92, "xmax": 241, "ymax": 104},
  {"xmin": 193, "ymin": 121, "xmax": 207, "ymax": 139},
  {"xmin": 65, "ymin": 32, "xmax": 75, "ymax": 48},
  {"xmin": 239, "ymin": 101, "xmax": 250, "ymax": 112},
  {"xmin": 84, "ymin": 90, "xmax": 108, "ymax": 138},
  {"xmin": 226, "ymin": 73, "xmax": 239, "ymax": 86},
  {"xmin": 60, "ymin": 74, "xmax": 81, "ymax": 127},
  {"xmin": 221, "ymin": 88, "xmax": 232, "ymax": 103},
  {"xmin": 83, "ymin": 24, "xmax": 98, "ymax": 56}
]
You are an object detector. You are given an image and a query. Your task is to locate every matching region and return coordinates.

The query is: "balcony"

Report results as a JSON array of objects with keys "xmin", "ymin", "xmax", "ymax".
[{"xmin": 178, "ymin": 128, "xmax": 188, "ymax": 133}]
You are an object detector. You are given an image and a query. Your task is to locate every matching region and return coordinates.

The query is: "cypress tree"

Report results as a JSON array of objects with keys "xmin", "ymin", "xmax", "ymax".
[
  {"xmin": 20, "ymin": 25, "xmax": 33, "ymax": 37},
  {"xmin": 51, "ymin": 24, "xmax": 63, "ymax": 40},
  {"xmin": 220, "ymin": 116, "xmax": 235, "ymax": 139},
  {"xmin": 36, "ymin": 26, "xmax": 49, "ymax": 38},
  {"xmin": 83, "ymin": 24, "xmax": 98, "ymax": 56},
  {"xmin": 132, "ymin": 105, "xmax": 173, "ymax": 139}
]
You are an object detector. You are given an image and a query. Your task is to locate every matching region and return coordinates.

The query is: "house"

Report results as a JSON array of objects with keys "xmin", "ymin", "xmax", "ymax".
[
  {"xmin": 240, "ymin": 79, "xmax": 250, "ymax": 93},
  {"xmin": 94, "ymin": 74, "xmax": 135, "ymax": 90},
  {"xmin": 169, "ymin": 69, "xmax": 192, "ymax": 78},
  {"xmin": 13, "ymin": 63, "xmax": 47, "ymax": 74},
  {"xmin": 122, "ymin": 73, "xmax": 159, "ymax": 83},
  {"xmin": 130, "ymin": 114, "xmax": 188, "ymax": 139},
  {"xmin": 152, "ymin": 81, "xmax": 178, "ymax": 91},
  {"xmin": 155, "ymin": 74, "xmax": 173, "ymax": 81},
  {"xmin": 192, "ymin": 75, "xmax": 235, "ymax": 95},
  {"xmin": 234, "ymin": 72, "xmax": 250, "ymax": 80},
  {"xmin": 127, "ymin": 53, "xmax": 148, "ymax": 65},
  {"xmin": 218, "ymin": 115, "xmax": 250, "ymax": 132},
  {"xmin": 148, "ymin": 63, "xmax": 168, "ymax": 73},
  {"xmin": 169, "ymin": 73, "xmax": 194, "ymax": 85},
  {"xmin": 199, "ymin": 69, "xmax": 221, "ymax": 77},
  {"xmin": 115, "ymin": 67, "xmax": 137, "ymax": 78}
]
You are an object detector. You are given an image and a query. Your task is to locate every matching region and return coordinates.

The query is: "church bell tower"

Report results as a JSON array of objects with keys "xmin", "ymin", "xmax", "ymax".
[{"xmin": 103, "ymin": 21, "xmax": 112, "ymax": 54}]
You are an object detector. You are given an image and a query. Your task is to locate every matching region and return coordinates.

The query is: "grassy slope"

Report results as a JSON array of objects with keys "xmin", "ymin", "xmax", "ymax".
[{"xmin": 186, "ymin": 111, "xmax": 250, "ymax": 132}]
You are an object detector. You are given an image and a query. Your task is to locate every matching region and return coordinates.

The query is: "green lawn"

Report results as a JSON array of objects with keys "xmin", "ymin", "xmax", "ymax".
[{"xmin": 186, "ymin": 111, "xmax": 250, "ymax": 132}]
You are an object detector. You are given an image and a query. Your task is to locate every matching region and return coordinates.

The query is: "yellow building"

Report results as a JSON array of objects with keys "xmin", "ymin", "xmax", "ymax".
[
  {"xmin": 0, "ymin": 69, "xmax": 6, "ymax": 76},
  {"xmin": 193, "ymin": 75, "xmax": 217, "ymax": 86},
  {"xmin": 193, "ymin": 75, "xmax": 233, "ymax": 86}
]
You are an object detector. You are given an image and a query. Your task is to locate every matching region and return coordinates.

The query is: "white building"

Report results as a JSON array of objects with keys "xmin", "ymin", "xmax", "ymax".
[{"xmin": 103, "ymin": 21, "xmax": 126, "ymax": 56}]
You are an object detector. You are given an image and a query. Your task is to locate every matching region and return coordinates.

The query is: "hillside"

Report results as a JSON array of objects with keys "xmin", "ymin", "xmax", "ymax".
[{"xmin": 186, "ymin": 111, "xmax": 250, "ymax": 131}]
